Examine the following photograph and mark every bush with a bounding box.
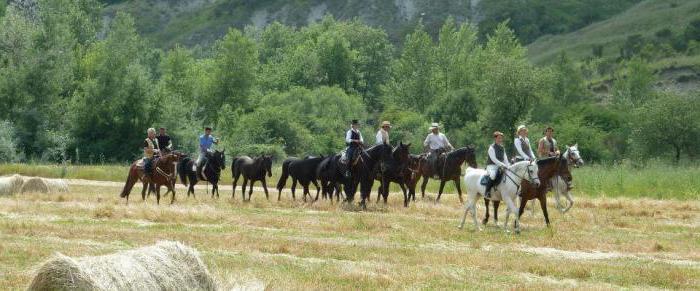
[0,121,18,163]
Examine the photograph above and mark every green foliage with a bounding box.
[613,57,656,107]
[0,121,19,162]
[630,92,700,162]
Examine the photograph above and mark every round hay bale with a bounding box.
[42,178,69,193]
[20,177,49,193]
[0,174,25,195]
[28,241,217,291]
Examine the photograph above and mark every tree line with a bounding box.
[0,0,697,164]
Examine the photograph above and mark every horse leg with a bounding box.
[241,178,248,201]
[141,181,148,201]
[454,179,464,204]
[262,178,270,200]
[312,180,321,202]
[232,175,240,199]
[156,186,161,205]
[436,180,446,203]
[302,182,309,202]
[517,197,528,223]
[169,183,176,205]
[482,198,490,225]
[554,189,564,212]
[539,195,551,227]
[493,201,501,226]
[399,183,408,207]
[503,195,520,234]
[420,176,429,199]
[564,192,574,213]
[376,181,382,203]
[248,180,256,201]
[291,179,297,201]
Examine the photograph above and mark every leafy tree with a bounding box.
[552,52,589,105]
[613,56,655,107]
[317,31,354,90]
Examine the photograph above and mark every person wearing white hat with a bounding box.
[375,121,391,145]
[514,125,536,162]
[423,122,453,174]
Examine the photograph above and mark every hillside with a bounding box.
[103,0,479,48]
[527,0,700,64]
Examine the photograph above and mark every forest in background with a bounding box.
[0,0,698,164]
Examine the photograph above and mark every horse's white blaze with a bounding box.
[459,161,540,233]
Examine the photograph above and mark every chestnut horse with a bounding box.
[482,155,571,227]
[120,152,181,205]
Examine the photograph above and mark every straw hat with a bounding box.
[381,121,391,128]
[493,131,504,138]
[516,125,527,134]
[429,122,440,130]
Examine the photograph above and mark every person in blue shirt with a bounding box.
[197,127,219,166]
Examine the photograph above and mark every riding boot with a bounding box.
[484,179,493,199]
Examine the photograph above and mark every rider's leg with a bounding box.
[484,165,498,198]
[345,146,355,178]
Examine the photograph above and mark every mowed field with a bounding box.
[0,175,698,289]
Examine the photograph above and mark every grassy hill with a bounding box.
[527,0,700,64]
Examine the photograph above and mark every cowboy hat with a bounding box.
[429,122,440,130]
[351,119,359,125]
[381,121,391,128]
[516,125,527,134]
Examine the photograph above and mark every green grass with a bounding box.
[527,0,700,64]
[1,162,698,200]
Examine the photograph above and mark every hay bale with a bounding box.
[28,241,217,291]
[0,174,24,195]
[20,177,49,193]
[42,178,69,193]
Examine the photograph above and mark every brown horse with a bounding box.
[482,155,571,227]
[374,142,411,206]
[120,152,181,205]
[419,146,478,203]
[404,154,425,201]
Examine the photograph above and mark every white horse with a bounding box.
[554,144,584,213]
[459,161,540,233]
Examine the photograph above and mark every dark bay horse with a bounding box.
[120,152,181,205]
[177,150,226,198]
[482,156,571,227]
[338,143,392,209]
[232,155,273,201]
[404,154,425,201]
[374,142,411,206]
[419,146,478,203]
[316,154,345,202]
[276,156,325,201]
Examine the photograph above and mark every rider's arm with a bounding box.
[488,146,508,168]
[527,139,536,160]
[537,139,546,158]
[423,135,430,148]
[358,132,364,144]
[345,130,353,144]
[442,134,453,150]
[212,136,219,144]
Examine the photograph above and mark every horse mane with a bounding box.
[536,157,558,167]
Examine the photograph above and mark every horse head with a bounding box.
[210,150,226,171]
[565,144,584,167]
[464,145,478,168]
[392,142,411,164]
[512,161,540,187]
[260,155,273,177]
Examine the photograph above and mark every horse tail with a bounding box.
[120,166,138,198]
[230,157,239,178]
[178,158,189,186]
[277,159,292,191]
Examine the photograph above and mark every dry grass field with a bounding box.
[0,181,698,290]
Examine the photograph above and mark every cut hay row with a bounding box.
[0,175,68,195]
[28,241,217,291]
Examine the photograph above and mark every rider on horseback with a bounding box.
[423,123,453,177]
[143,128,160,179]
[485,131,510,199]
[375,121,391,145]
[197,127,219,168]
[537,126,560,158]
[514,125,536,162]
[156,127,172,153]
[344,119,364,178]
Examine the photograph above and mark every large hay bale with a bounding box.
[20,177,49,193]
[28,241,217,291]
[42,178,69,193]
[0,174,24,195]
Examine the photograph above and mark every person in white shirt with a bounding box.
[344,120,364,177]
[423,123,454,174]
[485,131,510,198]
[375,121,391,145]
[514,125,536,162]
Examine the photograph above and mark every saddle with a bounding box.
[340,148,361,166]
[427,150,447,178]
[196,157,208,181]
[479,168,504,186]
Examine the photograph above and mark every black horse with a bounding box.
[231,155,273,201]
[337,143,392,209]
[374,142,411,206]
[276,156,325,201]
[177,150,226,198]
[419,146,478,203]
[316,154,345,202]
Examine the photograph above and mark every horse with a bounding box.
[276,156,325,201]
[316,154,345,202]
[120,152,182,205]
[335,143,392,209]
[458,161,540,234]
[554,144,584,212]
[403,154,425,202]
[374,142,411,206]
[177,150,226,198]
[482,156,571,227]
[231,155,273,201]
[419,146,478,203]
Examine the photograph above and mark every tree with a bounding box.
[630,92,700,163]
[552,52,589,105]
[317,31,354,90]
[613,57,655,107]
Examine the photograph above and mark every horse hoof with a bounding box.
[481,219,488,225]
[515,229,521,234]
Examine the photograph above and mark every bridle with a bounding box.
[565,147,583,168]
[502,162,540,190]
